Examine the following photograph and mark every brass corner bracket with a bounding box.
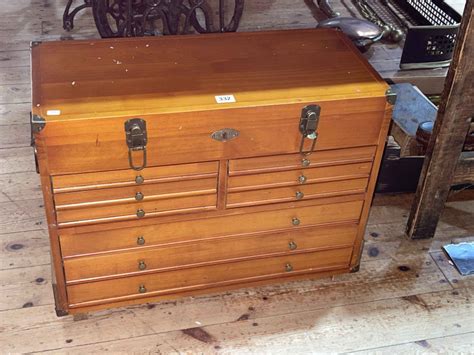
[386,88,397,105]
[31,114,46,133]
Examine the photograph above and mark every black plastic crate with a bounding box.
[393,0,462,69]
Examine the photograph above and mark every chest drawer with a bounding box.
[67,247,353,307]
[63,223,358,283]
[229,146,376,175]
[226,177,369,208]
[52,161,219,226]
[59,199,364,257]
[54,177,217,208]
[52,161,219,192]
[228,162,372,192]
[56,193,217,226]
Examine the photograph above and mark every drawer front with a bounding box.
[54,177,217,208]
[64,224,358,283]
[56,193,217,226]
[229,146,376,175]
[227,178,369,208]
[67,247,353,305]
[41,99,386,175]
[60,199,364,257]
[52,161,219,192]
[228,162,372,191]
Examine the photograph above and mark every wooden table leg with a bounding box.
[406,0,474,239]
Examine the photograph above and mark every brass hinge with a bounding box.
[386,88,397,105]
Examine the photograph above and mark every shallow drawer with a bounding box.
[67,247,353,306]
[64,223,358,283]
[228,162,372,192]
[52,161,219,193]
[59,199,364,257]
[229,146,376,175]
[227,178,368,208]
[54,177,216,209]
[56,193,217,226]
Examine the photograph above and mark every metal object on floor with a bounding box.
[443,242,474,276]
[316,0,383,50]
[63,0,245,38]
[353,0,404,42]
[317,17,383,49]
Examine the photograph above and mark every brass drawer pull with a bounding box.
[288,241,297,250]
[135,192,144,201]
[298,175,307,184]
[292,217,300,226]
[285,263,293,272]
[138,284,147,293]
[295,191,304,200]
[138,260,147,270]
[136,209,145,218]
[301,158,310,167]
[135,175,144,184]
[137,236,145,245]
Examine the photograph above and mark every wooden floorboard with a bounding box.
[0,0,473,353]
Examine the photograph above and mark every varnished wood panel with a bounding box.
[63,224,358,283]
[59,199,364,257]
[67,247,353,306]
[31,29,386,121]
[227,178,369,208]
[38,100,386,175]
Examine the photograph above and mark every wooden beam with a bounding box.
[452,152,474,185]
[406,0,474,239]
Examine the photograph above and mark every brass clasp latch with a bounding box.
[125,118,147,171]
[298,105,321,155]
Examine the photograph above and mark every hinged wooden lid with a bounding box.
[31,29,387,122]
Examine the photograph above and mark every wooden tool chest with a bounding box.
[30,29,394,315]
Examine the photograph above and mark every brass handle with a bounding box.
[295,191,304,200]
[137,236,145,245]
[289,241,297,250]
[292,217,300,226]
[285,263,293,272]
[298,175,307,184]
[138,260,147,270]
[136,209,145,218]
[135,175,144,184]
[138,284,147,293]
[135,192,144,201]
[301,158,310,167]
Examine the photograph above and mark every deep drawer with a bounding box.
[59,199,364,257]
[228,161,372,192]
[63,223,358,283]
[227,178,369,208]
[67,247,353,306]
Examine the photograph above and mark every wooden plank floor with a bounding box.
[1,1,473,353]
